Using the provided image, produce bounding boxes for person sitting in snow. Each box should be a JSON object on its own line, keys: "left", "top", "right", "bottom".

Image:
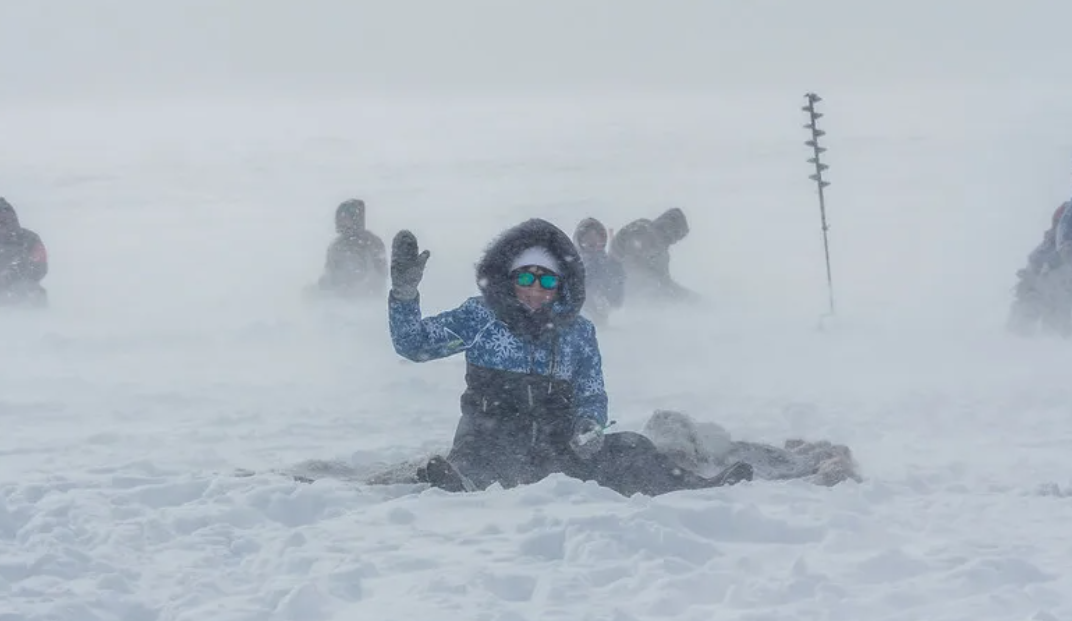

{"left": 572, "top": 217, "right": 625, "bottom": 326}
{"left": 387, "top": 218, "right": 752, "bottom": 496}
{"left": 609, "top": 207, "right": 698, "bottom": 304}
{"left": 352, "top": 407, "right": 861, "bottom": 489}
{"left": 315, "top": 198, "right": 387, "bottom": 299}
{"left": 1008, "top": 201, "right": 1071, "bottom": 336}
{"left": 0, "top": 197, "right": 48, "bottom": 307}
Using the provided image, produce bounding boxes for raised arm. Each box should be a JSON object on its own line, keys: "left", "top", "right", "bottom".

{"left": 388, "top": 229, "right": 492, "bottom": 362}
{"left": 389, "top": 295, "right": 489, "bottom": 362}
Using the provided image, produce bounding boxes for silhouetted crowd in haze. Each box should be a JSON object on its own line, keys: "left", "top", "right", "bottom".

{"left": 0, "top": 192, "right": 696, "bottom": 326}
{"left": 306, "top": 198, "right": 698, "bottom": 327}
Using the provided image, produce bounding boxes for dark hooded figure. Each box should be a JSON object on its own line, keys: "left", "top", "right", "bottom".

{"left": 1009, "top": 201, "right": 1071, "bottom": 336}
{"left": 573, "top": 217, "right": 625, "bottom": 326}
{"left": 387, "top": 218, "right": 752, "bottom": 496}
{"left": 0, "top": 197, "right": 48, "bottom": 307}
{"left": 609, "top": 207, "right": 697, "bottom": 303}
{"left": 316, "top": 199, "right": 387, "bottom": 299}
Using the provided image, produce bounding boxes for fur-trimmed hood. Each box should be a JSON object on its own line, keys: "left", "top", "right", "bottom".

{"left": 476, "top": 218, "right": 586, "bottom": 337}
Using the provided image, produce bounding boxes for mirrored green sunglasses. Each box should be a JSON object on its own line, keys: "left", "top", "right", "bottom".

{"left": 515, "top": 270, "right": 560, "bottom": 290}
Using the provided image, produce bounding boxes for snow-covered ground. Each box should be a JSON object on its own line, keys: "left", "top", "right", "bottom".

{"left": 4, "top": 2, "right": 1072, "bottom": 620}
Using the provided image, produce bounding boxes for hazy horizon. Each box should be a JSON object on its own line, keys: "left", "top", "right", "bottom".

{"left": 3, "top": 1, "right": 1072, "bottom": 100}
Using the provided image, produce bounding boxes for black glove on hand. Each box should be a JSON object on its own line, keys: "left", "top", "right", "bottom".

{"left": 391, "top": 230, "right": 430, "bottom": 300}
{"left": 569, "top": 417, "right": 605, "bottom": 461}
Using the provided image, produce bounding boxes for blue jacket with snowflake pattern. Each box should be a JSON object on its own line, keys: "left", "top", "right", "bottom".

{"left": 388, "top": 219, "right": 608, "bottom": 426}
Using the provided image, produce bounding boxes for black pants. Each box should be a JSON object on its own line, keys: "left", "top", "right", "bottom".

{"left": 445, "top": 412, "right": 723, "bottom": 497}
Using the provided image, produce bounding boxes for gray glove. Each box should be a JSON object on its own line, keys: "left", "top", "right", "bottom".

{"left": 568, "top": 417, "right": 605, "bottom": 460}
{"left": 390, "top": 230, "right": 430, "bottom": 300}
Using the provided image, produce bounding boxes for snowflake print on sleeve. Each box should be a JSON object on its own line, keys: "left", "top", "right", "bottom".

{"left": 389, "top": 296, "right": 492, "bottom": 362}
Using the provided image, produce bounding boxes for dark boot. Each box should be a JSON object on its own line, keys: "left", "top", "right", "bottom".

{"left": 705, "top": 460, "right": 753, "bottom": 487}
{"left": 417, "top": 456, "right": 477, "bottom": 492}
